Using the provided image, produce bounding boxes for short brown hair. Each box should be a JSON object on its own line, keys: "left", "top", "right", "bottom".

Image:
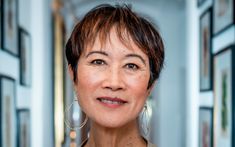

{"left": 65, "top": 4, "right": 164, "bottom": 88}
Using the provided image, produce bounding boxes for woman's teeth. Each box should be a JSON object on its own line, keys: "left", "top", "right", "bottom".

{"left": 98, "top": 98, "right": 125, "bottom": 104}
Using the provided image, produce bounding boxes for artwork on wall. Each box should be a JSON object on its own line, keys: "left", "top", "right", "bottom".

{"left": 19, "top": 28, "right": 31, "bottom": 86}
{"left": 213, "top": 45, "right": 234, "bottom": 147}
{"left": 0, "top": 76, "right": 17, "bottom": 147}
{"left": 213, "top": 0, "right": 234, "bottom": 35}
{"left": 3, "top": 0, "right": 18, "bottom": 56}
{"left": 199, "top": 8, "right": 212, "bottom": 91}
{"left": 198, "top": 107, "right": 213, "bottom": 147}
{"left": 17, "top": 109, "right": 31, "bottom": 147}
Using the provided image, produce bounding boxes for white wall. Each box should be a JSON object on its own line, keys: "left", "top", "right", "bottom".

{"left": 150, "top": 2, "right": 186, "bottom": 147}
{"left": 185, "top": 0, "right": 200, "bottom": 146}
{"left": 31, "top": 0, "right": 54, "bottom": 146}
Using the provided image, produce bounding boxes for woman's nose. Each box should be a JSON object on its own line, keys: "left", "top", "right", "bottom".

{"left": 102, "top": 67, "right": 126, "bottom": 91}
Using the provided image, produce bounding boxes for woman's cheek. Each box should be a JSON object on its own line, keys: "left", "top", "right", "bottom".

{"left": 125, "top": 73, "right": 149, "bottom": 87}
{"left": 79, "top": 66, "right": 105, "bottom": 83}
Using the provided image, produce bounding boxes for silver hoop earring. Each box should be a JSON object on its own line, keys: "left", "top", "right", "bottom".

{"left": 64, "top": 99, "right": 88, "bottom": 131}
{"left": 141, "top": 104, "right": 150, "bottom": 136}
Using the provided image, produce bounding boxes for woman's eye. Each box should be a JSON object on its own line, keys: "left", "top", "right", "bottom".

{"left": 125, "top": 63, "right": 139, "bottom": 70}
{"left": 90, "top": 59, "right": 106, "bottom": 65}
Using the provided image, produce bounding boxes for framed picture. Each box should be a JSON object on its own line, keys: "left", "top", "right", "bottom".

{"left": 213, "top": 0, "right": 235, "bottom": 35}
{"left": 19, "top": 27, "right": 31, "bottom": 86}
{"left": 198, "top": 107, "right": 213, "bottom": 147}
{"left": 17, "top": 109, "right": 31, "bottom": 147}
{"left": 198, "top": 0, "right": 208, "bottom": 7}
{"left": 213, "top": 45, "right": 235, "bottom": 147}
{"left": 0, "top": 75, "right": 17, "bottom": 147}
{"left": 2, "top": 0, "right": 18, "bottom": 56}
{"left": 199, "top": 8, "right": 212, "bottom": 91}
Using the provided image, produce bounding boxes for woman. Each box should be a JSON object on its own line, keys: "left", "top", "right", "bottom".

{"left": 65, "top": 4, "right": 164, "bottom": 147}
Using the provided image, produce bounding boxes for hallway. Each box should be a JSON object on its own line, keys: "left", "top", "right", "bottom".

{"left": 0, "top": 0, "right": 234, "bottom": 147}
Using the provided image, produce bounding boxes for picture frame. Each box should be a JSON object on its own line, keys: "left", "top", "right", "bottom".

{"left": 19, "top": 27, "right": 31, "bottom": 86}
{"left": 198, "top": 0, "right": 208, "bottom": 7}
{"left": 52, "top": 14, "right": 66, "bottom": 147}
{"left": 198, "top": 107, "right": 213, "bottom": 147}
{"left": 0, "top": 75, "right": 17, "bottom": 147}
{"left": 213, "top": 45, "right": 235, "bottom": 147}
{"left": 2, "top": 0, "right": 18, "bottom": 56}
{"left": 199, "top": 8, "right": 212, "bottom": 91}
{"left": 17, "top": 109, "right": 31, "bottom": 147}
{"left": 213, "top": 0, "right": 235, "bottom": 36}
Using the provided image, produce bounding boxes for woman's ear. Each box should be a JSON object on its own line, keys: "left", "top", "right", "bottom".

{"left": 68, "top": 65, "right": 78, "bottom": 92}
{"left": 68, "top": 64, "right": 74, "bottom": 82}
{"left": 147, "top": 81, "right": 156, "bottom": 96}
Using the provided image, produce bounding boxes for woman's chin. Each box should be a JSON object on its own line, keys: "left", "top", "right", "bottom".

{"left": 97, "top": 120, "right": 126, "bottom": 128}
{"left": 92, "top": 117, "right": 136, "bottom": 129}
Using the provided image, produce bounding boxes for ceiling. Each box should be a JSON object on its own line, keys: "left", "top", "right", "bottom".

{"left": 62, "top": 0, "right": 185, "bottom": 10}
{"left": 61, "top": 0, "right": 185, "bottom": 19}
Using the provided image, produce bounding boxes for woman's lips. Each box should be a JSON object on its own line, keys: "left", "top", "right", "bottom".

{"left": 97, "top": 97, "right": 127, "bottom": 108}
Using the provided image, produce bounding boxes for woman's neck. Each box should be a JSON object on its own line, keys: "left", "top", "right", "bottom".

{"left": 84, "top": 120, "right": 146, "bottom": 147}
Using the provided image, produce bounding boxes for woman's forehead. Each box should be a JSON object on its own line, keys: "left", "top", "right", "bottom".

{"left": 83, "top": 28, "right": 148, "bottom": 56}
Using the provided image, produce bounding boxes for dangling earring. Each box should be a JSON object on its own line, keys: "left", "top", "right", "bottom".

{"left": 141, "top": 103, "right": 150, "bottom": 136}
{"left": 64, "top": 99, "right": 88, "bottom": 131}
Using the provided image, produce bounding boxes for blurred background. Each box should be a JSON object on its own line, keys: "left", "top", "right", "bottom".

{"left": 0, "top": 0, "right": 234, "bottom": 147}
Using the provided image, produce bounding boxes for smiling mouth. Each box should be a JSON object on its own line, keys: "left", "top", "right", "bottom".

{"left": 97, "top": 97, "right": 127, "bottom": 106}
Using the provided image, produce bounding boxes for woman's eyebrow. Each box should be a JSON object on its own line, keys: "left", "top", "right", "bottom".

{"left": 86, "top": 51, "right": 146, "bottom": 65}
{"left": 86, "top": 51, "right": 108, "bottom": 58}
{"left": 125, "top": 54, "right": 146, "bottom": 65}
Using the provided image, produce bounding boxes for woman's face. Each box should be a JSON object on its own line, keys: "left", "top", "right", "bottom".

{"left": 73, "top": 28, "right": 152, "bottom": 128}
